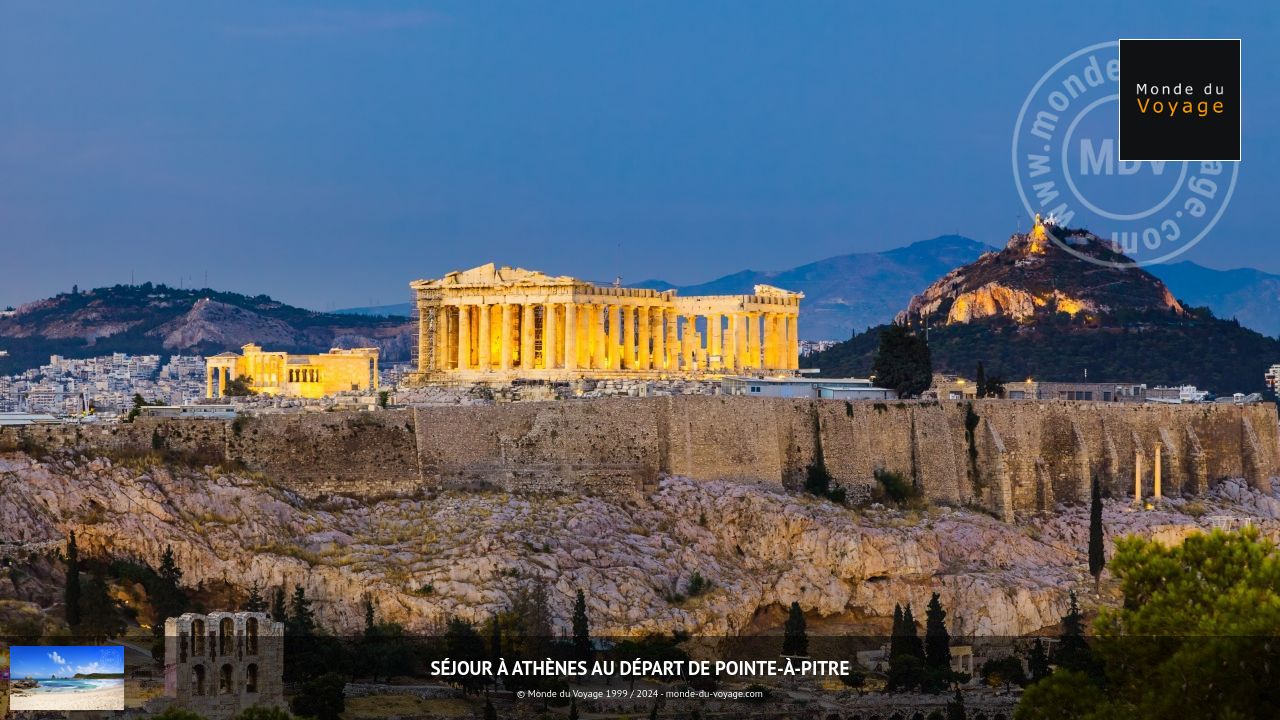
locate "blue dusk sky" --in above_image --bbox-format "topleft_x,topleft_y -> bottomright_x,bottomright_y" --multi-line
9,645 -> 124,678
1,1 -> 1277,310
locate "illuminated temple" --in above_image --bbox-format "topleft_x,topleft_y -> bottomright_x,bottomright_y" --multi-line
206,343 -> 380,399
407,263 -> 802,383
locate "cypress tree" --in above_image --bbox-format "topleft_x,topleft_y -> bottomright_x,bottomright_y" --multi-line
946,687 -> 966,720
571,589 -> 592,663
1027,639 -> 1051,683
65,530 -> 81,629
289,585 -> 316,636
363,595 -> 376,635
1089,477 -> 1105,591
902,603 -> 924,660
243,581 -> 267,612
923,593 -> 952,692
782,601 -> 808,657
271,586 -> 287,621
975,362 -> 987,398
568,697 -> 579,720
889,603 -> 904,659
483,696 -> 497,720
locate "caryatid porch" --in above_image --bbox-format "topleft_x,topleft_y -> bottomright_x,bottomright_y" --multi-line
408,264 -> 803,383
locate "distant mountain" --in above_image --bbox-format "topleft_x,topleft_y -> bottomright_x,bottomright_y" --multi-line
1148,262 -> 1280,338
806,222 -> 1280,394
335,302 -> 414,317
0,284 -> 414,374
634,235 -> 996,340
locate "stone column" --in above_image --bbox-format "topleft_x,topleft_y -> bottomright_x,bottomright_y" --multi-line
543,303 -> 558,369
477,303 -> 492,370
457,304 -> 472,370
764,313 -> 778,368
746,312 -> 760,369
783,311 -> 793,366
219,366 -> 228,396
1154,442 -> 1162,500
206,367 -> 214,398
436,308 -> 452,372
500,303 -> 514,370
1134,451 -> 1143,505
652,308 -> 665,370
622,306 -> 635,370
707,314 -> 722,370
732,312 -> 742,368
637,306 -> 650,370
520,304 -> 536,369
564,303 -> 579,370
417,300 -> 431,372
607,304 -> 622,370
592,304 -> 608,369
734,313 -> 748,370
666,309 -> 680,370
681,315 -> 698,371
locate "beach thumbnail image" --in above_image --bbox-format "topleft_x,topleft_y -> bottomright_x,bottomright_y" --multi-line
8,645 -> 124,711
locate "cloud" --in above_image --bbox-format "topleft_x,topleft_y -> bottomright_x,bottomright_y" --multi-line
74,661 -> 112,676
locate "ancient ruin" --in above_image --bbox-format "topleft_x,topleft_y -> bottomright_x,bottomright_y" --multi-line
205,343 -> 379,399
406,263 -> 803,383
163,611 -> 284,718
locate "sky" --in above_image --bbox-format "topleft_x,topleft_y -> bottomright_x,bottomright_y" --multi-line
2,1 -> 1278,311
9,645 -> 124,678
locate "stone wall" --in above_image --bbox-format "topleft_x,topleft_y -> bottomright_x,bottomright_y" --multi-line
3,398 -> 1277,519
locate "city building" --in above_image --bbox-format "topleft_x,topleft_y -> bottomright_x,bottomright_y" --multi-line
1147,385 -> 1210,403
932,375 -> 1149,402
721,375 -> 895,400
205,344 -> 379,399
1267,364 -> 1280,391
140,404 -> 237,420
407,263 -> 803,383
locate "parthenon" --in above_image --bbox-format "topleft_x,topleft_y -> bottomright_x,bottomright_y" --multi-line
407,263 -> 802,383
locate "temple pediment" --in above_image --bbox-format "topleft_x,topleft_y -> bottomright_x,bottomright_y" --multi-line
418,263 -> 579,289
754,284 -> 805,299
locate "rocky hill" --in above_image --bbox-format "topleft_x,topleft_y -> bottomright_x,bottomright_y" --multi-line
0,284 -> 414,374
3,450 -> 1277,640
808,222 -> 1280,394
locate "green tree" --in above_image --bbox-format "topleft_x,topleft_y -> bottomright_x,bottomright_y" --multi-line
782,601 -> 807,657
571,589 -> 593,664
945,687 -> 966,720
443,618 -> 488,695
224,375 -> 256,396
151,545 -> 189,632
1052,592 -> 1094,676
1026,639 -> 1051,683
80,568 -> 125,639
362,595 -> 375,635
975,361 -> 986,398
1018,529 -> 1280,719
232,707 -> 293,720
290,672 -> 345,720
923,592 -> 953,692
288,585 -> 316,636
483,696 -> 497,720
65,530 -> 81,629
1088,478 -> 1105,590
568,697 -> 579,720
980,655 -> 1027,690
888,602 -> 926,692
243,581 -> 267,613
151,708 -> 209,720
871,324 -> 933,398
271,585 -> 287,621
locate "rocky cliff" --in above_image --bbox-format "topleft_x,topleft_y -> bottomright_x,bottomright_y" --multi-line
2,451 -> 1278,640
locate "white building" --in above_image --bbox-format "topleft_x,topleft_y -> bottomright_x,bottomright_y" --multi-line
721,376 -> 896,400
1267,364 -> 1280,392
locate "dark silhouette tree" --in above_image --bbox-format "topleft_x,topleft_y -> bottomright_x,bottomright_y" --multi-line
1088,478 -> 1105,591
444,618 -> 488,695
572,589 -> 593,663
483,696 -> 497,720
782,601 -> 808,657
290,672 -> 345,720
80,568 -> 124,639
288,585 -> 316,636
923,592 -> 953,692
65,530 -> 81,629
975,362 -> 987,398
872,324 -> 933,398
1026,639 -> 1051,683
1052,592 -> 1094,676
946,687 -> 966,720
271,586 -> 287,621
888,602 -> 926,691
243,581 -> 267,613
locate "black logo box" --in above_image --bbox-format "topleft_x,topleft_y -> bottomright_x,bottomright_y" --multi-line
1119,39 -> 1240,161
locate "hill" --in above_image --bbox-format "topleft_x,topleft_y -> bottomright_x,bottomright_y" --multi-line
805,222 -> 1280,394
0,283 -> 414,374
1147,262 -> 1280,338
632,235 -> 995,340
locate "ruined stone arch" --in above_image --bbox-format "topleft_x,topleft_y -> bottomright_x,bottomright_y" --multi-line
246,616 -> 259,655
191,664 -> 206,696
192,619 -> 206,655
245,663 -> 259,693
219,617 -> 234,655
219,663 -> 234,694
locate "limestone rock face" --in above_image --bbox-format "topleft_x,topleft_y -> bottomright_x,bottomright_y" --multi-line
1,452 -> 1276,638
